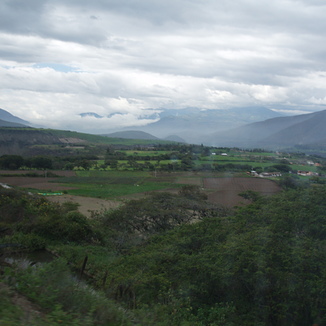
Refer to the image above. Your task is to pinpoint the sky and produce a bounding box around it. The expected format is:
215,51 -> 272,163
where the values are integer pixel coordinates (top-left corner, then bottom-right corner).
1,0 -> 326,133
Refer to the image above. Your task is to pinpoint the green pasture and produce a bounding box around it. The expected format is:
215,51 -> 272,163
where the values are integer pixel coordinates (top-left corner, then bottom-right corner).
76,170 -> 150,178
200,155 -> 277,162
241,152 -> 277,156
61,182 -> 176,199
116,159 -> 180,164
54,170 -> 180,198
198,157 -> 253,163
201,154 -> 281,162
123,150 -> 173,156
195,159 -> 268,168
289,164 -> 318,172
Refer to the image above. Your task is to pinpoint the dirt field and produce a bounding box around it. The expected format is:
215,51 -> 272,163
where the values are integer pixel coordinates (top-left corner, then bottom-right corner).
0,170 -> 77,191
204,177 -> 281,207
0,176 -> 75,191
0,170 -> 76,177
176,177 -> 202,186
47,195 -> 120,217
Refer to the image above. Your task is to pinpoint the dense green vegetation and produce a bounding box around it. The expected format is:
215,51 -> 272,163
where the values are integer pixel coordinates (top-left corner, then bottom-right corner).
1,181 -> 325,325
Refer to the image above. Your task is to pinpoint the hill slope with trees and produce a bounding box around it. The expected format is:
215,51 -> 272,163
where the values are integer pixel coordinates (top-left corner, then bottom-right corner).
1,182 -> 325,325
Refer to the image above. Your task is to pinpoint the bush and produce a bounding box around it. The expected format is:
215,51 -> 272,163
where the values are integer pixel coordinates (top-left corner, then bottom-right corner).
0,188 -> 98,245
3,258 -> 129,325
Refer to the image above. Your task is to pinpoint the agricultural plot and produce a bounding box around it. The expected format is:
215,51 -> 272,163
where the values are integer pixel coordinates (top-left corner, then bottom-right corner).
47,170 -> 180,199
1,149 -> 318,212
204,177 -> 281,207
204,177 -> 280,193
176,177 -> 202,186
123,150 -> 172,156
0,176 -> 75,191
0,170 -> 77,191
47,194 -> 120,217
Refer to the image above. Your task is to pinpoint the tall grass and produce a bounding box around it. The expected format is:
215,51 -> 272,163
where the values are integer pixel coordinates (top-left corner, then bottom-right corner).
3,258 -> 130,325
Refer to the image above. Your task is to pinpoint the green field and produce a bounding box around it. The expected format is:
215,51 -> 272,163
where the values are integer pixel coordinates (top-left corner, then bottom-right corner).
54,170 -> 180,198
63,181 -> 178,198
123,150 -> 173,156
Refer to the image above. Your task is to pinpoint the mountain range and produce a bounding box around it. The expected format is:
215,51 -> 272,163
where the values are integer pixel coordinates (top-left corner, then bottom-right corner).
102,130 -> 186,143
208,109 -> 326,150
1,107 -> 326,152
103,130 -> 160,141
116,106 -> 284,143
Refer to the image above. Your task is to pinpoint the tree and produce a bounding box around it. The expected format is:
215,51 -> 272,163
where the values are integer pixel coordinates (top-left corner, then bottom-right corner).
0,155 -> 24,169
30,156 -> 53,169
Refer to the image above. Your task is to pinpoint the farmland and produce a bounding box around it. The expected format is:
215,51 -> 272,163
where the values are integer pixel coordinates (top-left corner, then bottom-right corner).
204,177 -> 281,207
1,144 -> 325,215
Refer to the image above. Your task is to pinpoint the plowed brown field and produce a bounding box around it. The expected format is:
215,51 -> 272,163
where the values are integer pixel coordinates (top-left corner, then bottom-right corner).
204,177 -> 281,207
0,170 -> 76,190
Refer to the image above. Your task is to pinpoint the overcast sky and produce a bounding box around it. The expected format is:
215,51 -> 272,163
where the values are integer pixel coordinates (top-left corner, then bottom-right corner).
1,0 -> 326,133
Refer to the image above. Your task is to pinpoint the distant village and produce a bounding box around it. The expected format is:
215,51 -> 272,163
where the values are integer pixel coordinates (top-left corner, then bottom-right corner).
249,159 -> 321,178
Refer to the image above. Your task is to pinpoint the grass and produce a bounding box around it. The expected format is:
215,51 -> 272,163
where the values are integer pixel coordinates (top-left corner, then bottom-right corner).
76,170 -> 151,178
1,258 -> 128,325
0,285 -> 26,325
123,150 -> 173,156
52,170 -> 179,198
289,164 -> 318,172
61,182 -> 178,198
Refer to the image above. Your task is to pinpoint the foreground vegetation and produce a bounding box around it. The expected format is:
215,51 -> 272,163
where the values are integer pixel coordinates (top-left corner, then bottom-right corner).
1,180 -> 325,325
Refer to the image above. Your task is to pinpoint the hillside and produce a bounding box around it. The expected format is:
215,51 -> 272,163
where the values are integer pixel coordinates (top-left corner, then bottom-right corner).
0,127 -> 175,156
208,110 -> 326,150
0,119 -> 29,128
164,134 -> 186,142
102,130 -> 160,140
0,108 -> 30,126
0,128 -> 62,155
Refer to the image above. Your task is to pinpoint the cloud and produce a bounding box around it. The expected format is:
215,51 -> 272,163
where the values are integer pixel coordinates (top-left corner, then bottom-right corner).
0,0 -> 326,132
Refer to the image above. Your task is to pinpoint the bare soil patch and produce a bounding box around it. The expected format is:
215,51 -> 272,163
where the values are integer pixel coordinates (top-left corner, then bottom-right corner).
47,195 -> 120,217
204,177 -> 280,194
204,177 -> 281,207
176,177 -> 202,186
0,170 -> 77,191
0,170 -> 76,177
0,176 -> 75,191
